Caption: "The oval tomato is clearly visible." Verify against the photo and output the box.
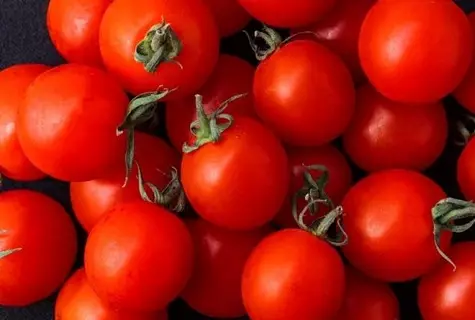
[0,190,77,306]
[17,63,128,182]
[204,0,251,38]
[99,0,219,98]
[343,84,448,172]
[457,137,475,201]
[0,64,49,181]
[359,0,473,103]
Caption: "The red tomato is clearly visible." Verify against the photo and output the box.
[55,269,168,320]
[99,0,219,98]
[70,132,180,232]
[17,64,128,182]
[166,54,255,152]
[359,0,473,103]
[273,144,352,228]
[253,40,355,147]
[242,228,345,320]
[203,0,251,38]
[85,201,193,311]
[0,190,77,306]
[181,219,271,318]
[343,84,448,172]
[457,137,475,201]
[342,169,451,282]
[47,0,112,66]
[0,64,49,181]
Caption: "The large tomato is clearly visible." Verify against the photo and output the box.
[359,0,473,103]
[0,190,77,306]
[99,0,219,98]
[343,84,448,172]
[0,64,49,181]
[457,137,475,201]
[17,63,128,182]
[203,0,251,38]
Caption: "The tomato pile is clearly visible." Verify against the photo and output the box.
[2,0,475,319]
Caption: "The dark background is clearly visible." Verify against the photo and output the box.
[1,0,475,319]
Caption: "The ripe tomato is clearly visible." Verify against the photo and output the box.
[0,64,49,181]
[203,0,251,38]
[99,0,219,98]
[0,190,77,306]
[181,219,271,318]
[457,137,475,201]
[342,169,451,282]
[242,228,345,320]
[359,0,473,103]
[85,201,193,311]
[343,84,448,172]
[253,39,355,147]
[17,63,128,182]
[47,0,112,66]
[55,268,168,320]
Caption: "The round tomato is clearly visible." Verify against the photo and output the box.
[343,84,448,172]
[457,137,475,201]
[204,0,251,38]
[85,201,193,311]
[342,169,451,282]
[17,63,128,182]
[0,64,49,181]
[99,0,219,98]
[359,0,473,103]
[253,39,355,147]
[0,190,77,306]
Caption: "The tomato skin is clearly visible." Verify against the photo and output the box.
[343,84,448,172]
[0,190,77,306]
[359,0,473,103]
[342,169,452,282]
[457,138,475,201]
[242,229,345,320]
[253,40,355,147]
[0,64,49,181]
[166,54,255,152]
[99,0,219,98]
[203,0,251,38]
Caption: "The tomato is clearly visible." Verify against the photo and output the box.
[0,190,77,306]
[343,84,448,172]
[55,268,168,320]
[85,200,193,311]
[359,0,473,103]
[99,0,219,98]
[341,169,451,282]
[242,228,345,320]
[457,137,475,201]
[70,132,180,232]
[181,219,271,318]
[0,64,49,181]
[203,0,251,38]
[47,0,112,66]
[17,63,128,182]
[253,39,355,147]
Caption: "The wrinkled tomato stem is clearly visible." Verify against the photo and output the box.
[243,25,283,61]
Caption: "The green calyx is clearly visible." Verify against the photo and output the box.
[455,114,475,147]
[244,25,283,61]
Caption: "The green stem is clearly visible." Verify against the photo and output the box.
[243,25,283,61]
[0,248,21,259]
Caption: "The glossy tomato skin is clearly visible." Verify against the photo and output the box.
[359,0,473,103]
[166,54,255,152]
[17,64,128,182]
[99,0,219,98]
[0,190,77,306]
[0,64,49,181]
[47,0,112,66]
[70,132,180,232]
[457,137,475,201]
[343,84,448,172]
[342,169,452,282]
[242,229,345,320]
[181,116,289,230]
[85,201,194,312]
[253,40,355,147]
[203,0,251,38]
[55,269,168,320]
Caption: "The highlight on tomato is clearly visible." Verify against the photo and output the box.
[203,0,251,38]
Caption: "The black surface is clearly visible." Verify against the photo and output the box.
[0,0,475,319]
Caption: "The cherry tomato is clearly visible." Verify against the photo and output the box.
[203,0,251,38]
[99,0,219,98]
[17,63,128,182]
[0,64,49,181]
[0,190,77,306]
[457,137,475,201]
[242,228,345,320]
[359,0,473,103]
[343,84,448,172]
[342,169,451,282]
[85,201,193,311]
